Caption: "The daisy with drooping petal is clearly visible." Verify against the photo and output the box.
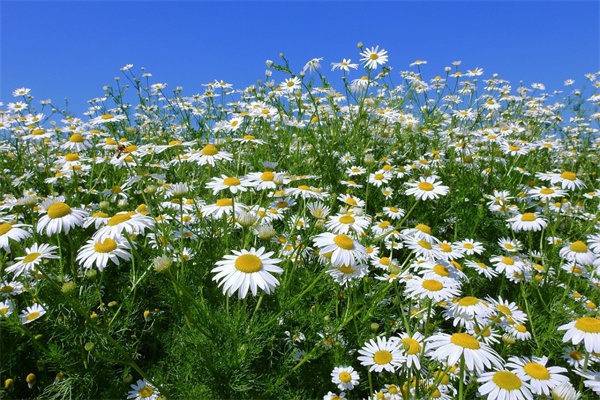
[426,332,503,372]
[193,144,233,166]
[549,171,586,190]
[455,239,485,255]
[5,243,59,277]
[559,241,597,265]
[89,113,127,125]
[20,303,47,324]
[325,213,370,235]
[477,369,532,400]
[0,222,32,253]
[357,336,404,373]
[465,260,498,279]
[506,355,569,396]
[36,198,87,236]
[76,237,131,271]
[558,316,600,353]
[211,247,282,299]
[127,379,160,400]
[507,212,548,232]
[331,366,360,391]
[397,331,424,370]
[576,369,600,396]
[313,232,367,267]
[201,198,246,220]
[404,177,449,200]
[0,300,13,318]
[326,263,368,285]
[206,174,253,195]
[404,236,443,260]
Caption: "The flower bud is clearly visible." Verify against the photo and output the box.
[84,342,95,352]
[26,373,36,388]
[4,379,14,390]
[153,255,173,272]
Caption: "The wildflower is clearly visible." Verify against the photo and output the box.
[360,46,388,69]
[0,223,32,253]
[357,336,404,373]
[477,369,533,400]
[404,276,461,302]
[331,366,360,391]
[0,300,13,318]
[404,177,449,200]
[89,113,126,125]
[206,174,252,195]
[20,303,47,324]
[506,355,569,396]
[313,232,367,267]
[427,332,503,372]
[397,331,424,370]
[76,237,131,271]
[331,59,358,72]
[193,144,232,166]
[558,316,600,353]
[5,243,59,277]
[559,241,597,265]
[93,211,155,241]
[36,198,87,236]
[507,212,547,232]
[127,379,160,400]
[325,213,370,235]
[211,247,282,298]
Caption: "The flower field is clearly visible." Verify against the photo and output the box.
[2,46,600,399]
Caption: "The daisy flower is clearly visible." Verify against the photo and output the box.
[404,236,443,260]
[313,232,367,267]
[427,332,503,372]
[211,247,283,299]
[323,391,346,400]
[245,171,288,191]
[0,280,24,297]
[477,369,532,400]
[368,170,392,187]
[327,263,368,285]
[383,206,405,220]
[5,243,59,277]
[550,171,586,190]
[0,300,13,318]
[325,213,370,235]
[93,212,155,241]
[397,331,424,370]
[487,296,528,326]
[337,194,365,208]
[193,144,233,166]
[559,241,597,265]
[404,276,461,302]
[455,239,484,255]
[331,366,360,391]
[331,59,358,72]
[76,237,132,271]
[0,222,32,253]
[346,165,366,176]
[36,198,87,236]
[576,369,600,396]
[359,46,389,70]
[507,212,548,232]
[506,355,569,396]
[20,303,47,324]
[287,185,325,200]
[465,260,498,279]
[89,113,126,125]
[528,186,565,202]
[404,177,449,200]
[357,336,404,373]
[206,174,252,195]
[127,379,160,400]
[558,316,600,353]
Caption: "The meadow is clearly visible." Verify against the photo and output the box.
[1,45,600,399]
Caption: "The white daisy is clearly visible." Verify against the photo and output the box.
[36,198,87,236]
[5,243,59,277]
[506,355,569,396]
[427,332,503,372]
[559,241,597,265]
[211,247,283,298]
[313,232,367,267]
[20,303,47,324]
[192,144,233,166]
[477,369,533,400]
[331,366,360,391]
[357,336,404,373]
[404,177,449,200]
[76,237,132,271]
[325,213,370,235]
[93,212,155,241]
[558,316,600,353]
[0,222,32,253]
[127,379,160,400]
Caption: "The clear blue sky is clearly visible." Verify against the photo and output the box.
[1,0,599,116]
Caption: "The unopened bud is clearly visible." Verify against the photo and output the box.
[61,281,76,294]
[84,342,95,352]
[4,379,14,390]
[153,255,172,272]
[370,322,380,332]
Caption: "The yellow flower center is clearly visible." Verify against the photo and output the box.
[32,129,45,135]
[560,171,576,181]
[345,198,357,205]
[379,257,390,266]
[339,216,355,224]
[373,350,392,365]
[0,223,13,236]
[369,54,379,60]
[0,286,13,293]
[540,188,554,195]
[433,264,450,277]
[108,213,132,226]
[201,144,218,155]
[458,296,479,307]
[94,238,118,253]
[261,171,275,181]
[570,350,583,360]
[0,307,9,315]
[223,177,240,186]
[521,363,549,380]
[92,212,108,218]
[69,134,84,143]
[337,265,355,274]
[138,386,155,398]
[235,254,262,273]
[65,153,80,162]
[333,234,354,250]
[450,333,480,349]
[101,114,115,120]
[570,241,588,253]
[521,213,536,221]
[514,324,527,333]
[47,202,72,219]
[276,201,288,209]
[422,279,443,291]
[497,305,512,316]
[297,185,311,191]
[338,371,352,383]
[502,257,514,266]
[462,243,474,249]
[215,198,233,207]
[418,240,432,250]
[374,173,384,181]
[490,371,522,391]
[439,243,452,253]
[418,182,434,191]
[574,317,600,333]
[509,145,520,151]
[401,338,421,355]
[415,224,431,234]
[26,312,41,321]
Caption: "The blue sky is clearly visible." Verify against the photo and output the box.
[1,0,599,116]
